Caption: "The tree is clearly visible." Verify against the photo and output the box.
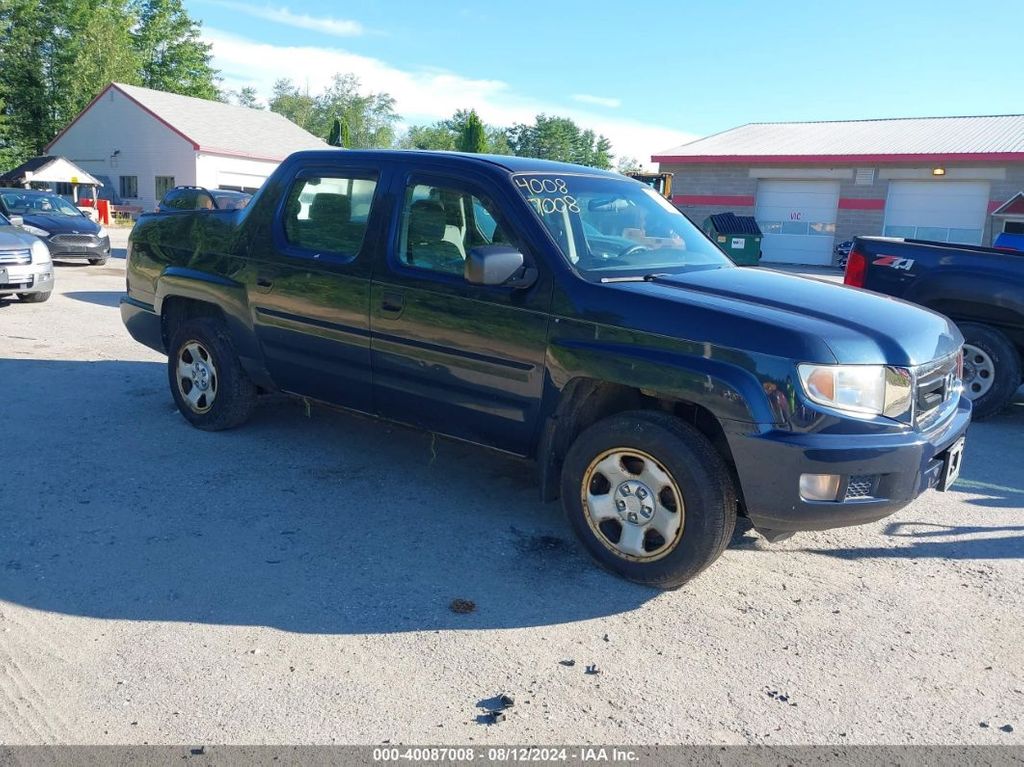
[270,74,398,148]
[131,0,219,100]
[616,156,643,174]
[327,116,350,147]
[456,110,487,153]
[0,0,143,160]
[507,114,614,169]
[226,86,263,109]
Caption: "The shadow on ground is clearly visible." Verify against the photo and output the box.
[0,358,656,635]
[64,291,122,307]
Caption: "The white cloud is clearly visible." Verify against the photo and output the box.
[211,2,364,37]
[572,94,621,109]
[204,29,695,165]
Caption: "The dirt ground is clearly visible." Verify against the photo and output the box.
[0,230,1021,745]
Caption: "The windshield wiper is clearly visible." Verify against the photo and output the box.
[599,273,668,283]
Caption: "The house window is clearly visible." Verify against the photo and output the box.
[155,176,175,200]
[119,176,138,199]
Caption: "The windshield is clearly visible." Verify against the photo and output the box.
[514,174,731,277]
[1,191,84,218]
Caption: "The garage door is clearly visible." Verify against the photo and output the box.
[755,180,839,265]
[884,181,990,245]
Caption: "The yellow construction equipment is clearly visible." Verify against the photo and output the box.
[626,171,673,200]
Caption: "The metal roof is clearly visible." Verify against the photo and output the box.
[47,83,327,162]
[653,115,1024,163]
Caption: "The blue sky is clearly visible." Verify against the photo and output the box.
[188,0,1021,164]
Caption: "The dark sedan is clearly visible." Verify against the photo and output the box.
[0,188,112,265]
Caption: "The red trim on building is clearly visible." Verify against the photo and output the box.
[672,194,755,206]
[46,83,201,152]
[652,152,1024,165]
[838,198,886,210]
[991,195,1024,214]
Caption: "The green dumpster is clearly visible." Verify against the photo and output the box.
[702,212,762,265]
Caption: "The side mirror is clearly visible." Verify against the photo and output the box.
[9,215,24,227]
[465,245,537,288]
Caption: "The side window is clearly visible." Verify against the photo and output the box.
[398,182,512,276]
[282,174,377,257]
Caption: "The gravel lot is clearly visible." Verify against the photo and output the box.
[1,229,1022,745]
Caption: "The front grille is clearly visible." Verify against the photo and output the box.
[844,475,876,500]
[0,277,33,290]
[914,353,960,428]
[0,249,31,265]
[51,234,98,246]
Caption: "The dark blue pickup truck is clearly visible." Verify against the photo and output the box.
[846,236,1024,418]
[121,150,970,587]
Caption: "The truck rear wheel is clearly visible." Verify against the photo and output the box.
[167,316,257,431]
[561,411,736,589]
[959,323,1021,419]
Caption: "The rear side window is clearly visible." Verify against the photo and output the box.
[282,174,378,257]
[162,189,213,211]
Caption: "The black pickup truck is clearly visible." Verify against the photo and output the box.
[121,150,970,588]
[845,236,1024,418]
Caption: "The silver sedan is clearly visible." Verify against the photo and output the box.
[0,213,54,302]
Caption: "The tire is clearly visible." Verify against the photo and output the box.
[18,291,51,303]
[959,322,1021,420]
[167,316,257,431]
[88,258,108,266]
[561,410,736,589]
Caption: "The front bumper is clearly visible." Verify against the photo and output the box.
[0,261,55,295]
[46,234,111,260]
[725,397,972,532]
[120,296,164,353]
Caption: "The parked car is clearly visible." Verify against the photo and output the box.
[834,239,854,267]
[0,211,53,302]
[121,150,970,588]
[845,236,1024,418]
[0,188,111,265]
[156,186,253,213]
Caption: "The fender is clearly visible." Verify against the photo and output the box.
[155,267,270,386]
[546,335,772,424]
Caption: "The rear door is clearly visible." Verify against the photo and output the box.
[369,169,552,455]
[248,161,388,413]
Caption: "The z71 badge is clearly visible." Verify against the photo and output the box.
[873,255,915,271]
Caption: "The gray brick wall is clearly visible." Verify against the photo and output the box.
[661,161,1024,256]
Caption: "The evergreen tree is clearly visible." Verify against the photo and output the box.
[457,110,487,153]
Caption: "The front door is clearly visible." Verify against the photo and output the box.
[249,164,386,413]
[370,173,552,455]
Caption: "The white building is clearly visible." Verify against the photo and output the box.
[46,82,327,213]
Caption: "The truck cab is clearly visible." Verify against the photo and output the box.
[121,150,971,588]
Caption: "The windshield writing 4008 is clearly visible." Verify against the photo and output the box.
[514,176,580,215]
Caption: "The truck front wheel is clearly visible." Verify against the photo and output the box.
[561,411,736,589]
[167,317,257,431]
[959,322,1021,419]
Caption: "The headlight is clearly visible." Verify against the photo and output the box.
[797,364,913,419]
[97,225,108,239]
[30,239,51,264]
[22,224,50,237]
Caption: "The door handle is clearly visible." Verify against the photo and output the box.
[255,275,273,293]
[380,291,405,316]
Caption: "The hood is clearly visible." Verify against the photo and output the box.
[0,225,40,250]
[20,212,100,235]
[608,266,961,366]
